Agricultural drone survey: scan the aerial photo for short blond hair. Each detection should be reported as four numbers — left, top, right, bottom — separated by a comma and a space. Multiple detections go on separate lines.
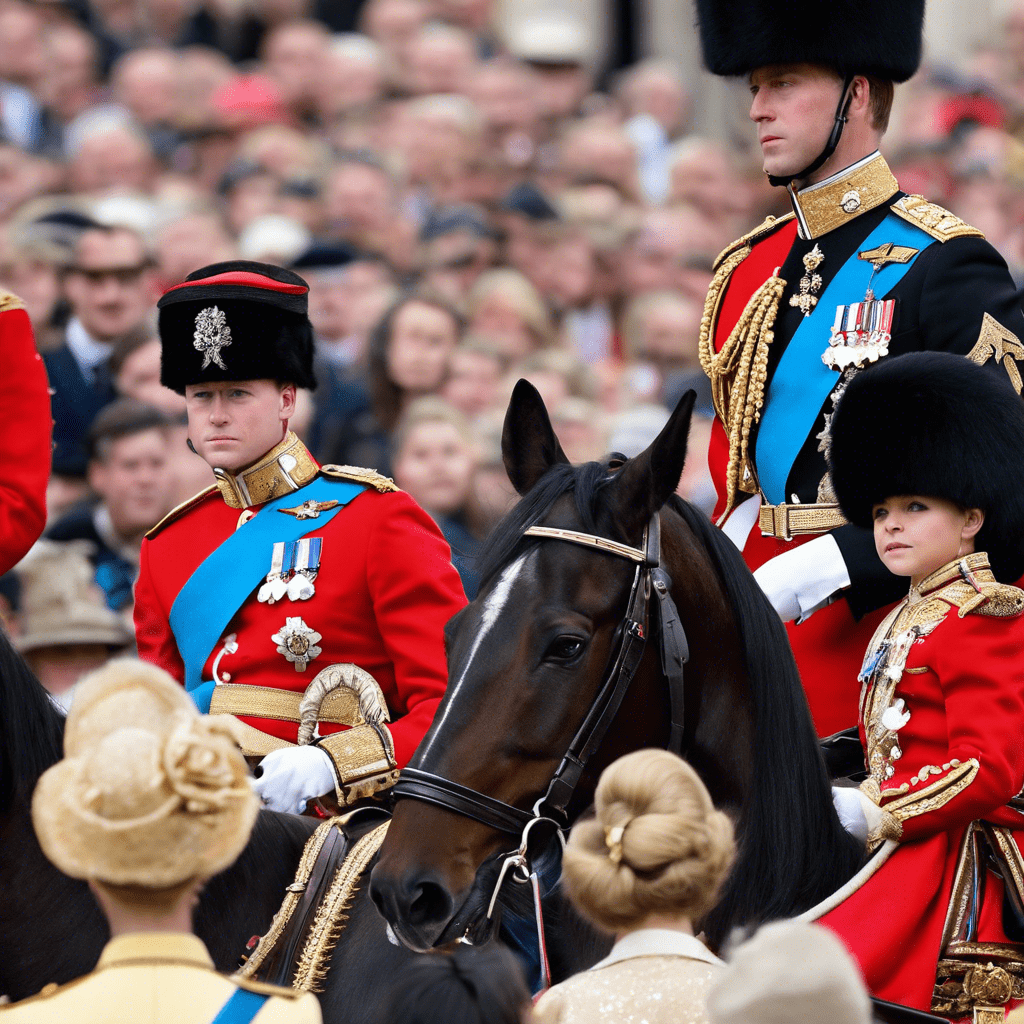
562, 750, 735, 933
467, 268, 555, 350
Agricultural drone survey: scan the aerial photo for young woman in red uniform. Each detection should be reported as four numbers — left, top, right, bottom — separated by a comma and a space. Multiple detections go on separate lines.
817, 352, 1024, 1016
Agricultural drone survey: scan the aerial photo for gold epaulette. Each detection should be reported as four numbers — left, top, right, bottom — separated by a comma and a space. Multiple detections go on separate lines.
0, 289, 25, 313
712, 212, 795, 272
145, 484, 219, 540
320, 465, 399, 493
891, 195, 985, 243
231, 976, 306, 1000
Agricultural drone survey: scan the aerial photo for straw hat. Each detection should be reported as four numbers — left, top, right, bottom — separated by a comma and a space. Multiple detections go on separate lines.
707, 920, 872, 1024
32, 659, 258, 887
14, 540, 131, 653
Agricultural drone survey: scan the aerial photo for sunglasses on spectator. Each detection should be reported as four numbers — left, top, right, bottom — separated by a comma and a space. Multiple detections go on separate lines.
68, 264, 151, 284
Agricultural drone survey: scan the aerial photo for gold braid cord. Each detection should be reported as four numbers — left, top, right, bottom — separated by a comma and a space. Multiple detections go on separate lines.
236, 819, 339, 979
291, 821, 390, 992
698, 247, 786, 521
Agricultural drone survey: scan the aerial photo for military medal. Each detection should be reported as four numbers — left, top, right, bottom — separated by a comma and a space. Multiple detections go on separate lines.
821, 243, 919, 371
789, 244, 824, 317
286, 537, 321, 601
258, 542, 291, 604
271, 616, 322, 671
822, 296, 895, 370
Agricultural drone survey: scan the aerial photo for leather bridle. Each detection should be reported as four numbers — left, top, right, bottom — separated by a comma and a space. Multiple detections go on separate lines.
393, 512, 690, 842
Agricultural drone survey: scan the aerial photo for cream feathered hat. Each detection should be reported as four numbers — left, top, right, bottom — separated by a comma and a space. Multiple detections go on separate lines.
32, 659, 258, 887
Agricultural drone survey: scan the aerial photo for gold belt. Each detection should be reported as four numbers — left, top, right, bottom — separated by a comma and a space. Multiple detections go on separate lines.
758, 501, 847, 541
208, 682, 363, 726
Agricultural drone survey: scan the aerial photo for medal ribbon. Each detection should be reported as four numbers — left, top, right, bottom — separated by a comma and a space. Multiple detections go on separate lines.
168, 476, 365, 713
754, 212, 934, 505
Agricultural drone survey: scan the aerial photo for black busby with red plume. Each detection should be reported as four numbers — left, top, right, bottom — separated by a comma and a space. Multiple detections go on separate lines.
828, 353, 1024, 583
694, 0, 925, 82
157, 261, 316, 395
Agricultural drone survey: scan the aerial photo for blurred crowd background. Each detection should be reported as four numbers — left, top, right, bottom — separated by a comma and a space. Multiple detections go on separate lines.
1, 0, 1022, 708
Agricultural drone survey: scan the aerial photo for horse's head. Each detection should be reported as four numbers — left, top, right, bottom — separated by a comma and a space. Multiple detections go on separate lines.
370, 380, 695, 951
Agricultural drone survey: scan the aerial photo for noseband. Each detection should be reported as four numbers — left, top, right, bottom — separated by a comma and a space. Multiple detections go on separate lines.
393, 512, 690, 840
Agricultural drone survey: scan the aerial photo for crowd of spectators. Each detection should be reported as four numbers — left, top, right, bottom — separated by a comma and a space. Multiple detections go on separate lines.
0, 0, 1022, 721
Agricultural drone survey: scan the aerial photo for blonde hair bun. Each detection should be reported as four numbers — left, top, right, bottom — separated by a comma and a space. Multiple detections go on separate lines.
562, 749, 735, 933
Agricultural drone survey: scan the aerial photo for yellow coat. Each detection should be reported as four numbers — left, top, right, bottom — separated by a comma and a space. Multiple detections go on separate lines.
533, 928, 724, 1024
0, 933, 321, 1023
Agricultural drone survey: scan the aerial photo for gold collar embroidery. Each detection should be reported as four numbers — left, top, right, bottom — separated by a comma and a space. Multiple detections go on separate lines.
213, 431, 318, 509
909, 551, 993, 603
789, 152, 900, 240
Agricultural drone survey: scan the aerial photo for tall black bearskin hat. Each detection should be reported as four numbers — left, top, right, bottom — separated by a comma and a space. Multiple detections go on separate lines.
694, 0, 925, 82
156, 261, 316, 395
828, 353, 1024, 583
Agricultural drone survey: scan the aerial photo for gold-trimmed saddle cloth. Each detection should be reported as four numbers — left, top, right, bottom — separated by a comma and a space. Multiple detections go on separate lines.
237, 810, 390, 992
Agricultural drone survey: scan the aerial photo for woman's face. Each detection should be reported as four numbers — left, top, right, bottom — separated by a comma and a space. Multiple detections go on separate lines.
469, 294, 536, 360
386, 300, 459, 395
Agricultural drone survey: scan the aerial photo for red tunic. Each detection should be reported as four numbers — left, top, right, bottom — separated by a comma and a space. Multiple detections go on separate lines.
0, 305, 51, 574
134, 476, 467, 768
820, 558, 1024, 1012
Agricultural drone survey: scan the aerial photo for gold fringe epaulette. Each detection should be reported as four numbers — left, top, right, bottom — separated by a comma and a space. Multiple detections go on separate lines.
232, 977, 306, 1000
321, 465, 400, 493
0, 289, 25, 313
145, 484, 219, 540
891, 195, 984, 243
712, 212, 794, 272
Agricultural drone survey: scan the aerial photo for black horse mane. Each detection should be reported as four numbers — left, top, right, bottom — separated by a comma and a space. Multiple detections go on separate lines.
665, 495, 864, 940
477, 458, 862, 941
0, 629, 65, 812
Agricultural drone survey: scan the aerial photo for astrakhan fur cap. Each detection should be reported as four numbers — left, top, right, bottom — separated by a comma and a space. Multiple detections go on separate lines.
694, 0, 925, 82
828, 352, 1024, 583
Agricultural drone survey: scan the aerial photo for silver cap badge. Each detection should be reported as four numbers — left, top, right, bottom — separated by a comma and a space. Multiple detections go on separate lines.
193, 305, 232, 370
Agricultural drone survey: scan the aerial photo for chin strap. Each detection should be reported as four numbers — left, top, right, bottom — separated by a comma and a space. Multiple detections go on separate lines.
768, 74, 856, 188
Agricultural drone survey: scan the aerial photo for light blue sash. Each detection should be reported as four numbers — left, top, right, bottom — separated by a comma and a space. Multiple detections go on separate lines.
754, 213, 934, 504
210, 988, 269, 1024
168, 476, 365, 712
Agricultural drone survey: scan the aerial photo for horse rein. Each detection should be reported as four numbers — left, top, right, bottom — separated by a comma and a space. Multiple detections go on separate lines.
393, 511, 690, 843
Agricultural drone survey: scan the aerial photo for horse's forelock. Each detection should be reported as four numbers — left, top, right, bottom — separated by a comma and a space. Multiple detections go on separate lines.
476, 459, 619, 587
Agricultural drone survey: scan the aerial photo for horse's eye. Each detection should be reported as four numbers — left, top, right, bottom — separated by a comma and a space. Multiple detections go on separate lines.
546, 635, 586, 661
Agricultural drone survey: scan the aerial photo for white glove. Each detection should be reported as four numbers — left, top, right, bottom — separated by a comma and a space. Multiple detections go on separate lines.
252, 745, 336, 815
753, 534, 851, 623
831, 786, 869, 845
832, 785, 888, 849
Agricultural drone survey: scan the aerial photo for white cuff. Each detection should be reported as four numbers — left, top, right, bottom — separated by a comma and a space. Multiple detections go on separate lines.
793, 534, 852, 620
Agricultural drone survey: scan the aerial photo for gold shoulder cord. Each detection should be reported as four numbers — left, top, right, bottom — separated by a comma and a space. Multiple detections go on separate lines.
699, 247, 786, 521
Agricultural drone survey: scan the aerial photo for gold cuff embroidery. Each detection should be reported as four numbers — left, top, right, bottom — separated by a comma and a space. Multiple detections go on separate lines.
883, 758, 980, 822
317, 724, 399, 805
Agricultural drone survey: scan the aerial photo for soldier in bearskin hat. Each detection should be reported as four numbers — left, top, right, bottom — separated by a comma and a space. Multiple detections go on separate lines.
817, 352, 1024, 1014
694, 0, 1024, 737
133, 261, 466, 815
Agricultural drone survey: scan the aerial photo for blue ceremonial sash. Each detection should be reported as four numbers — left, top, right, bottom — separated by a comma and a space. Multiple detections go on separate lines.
754, 213, 934, 505
169, 476, 365, 712
210, 988, 269, 1024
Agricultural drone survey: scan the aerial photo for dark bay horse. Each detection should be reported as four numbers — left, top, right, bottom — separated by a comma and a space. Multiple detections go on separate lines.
371, 380, 865, 952
0, 634, 417, 1022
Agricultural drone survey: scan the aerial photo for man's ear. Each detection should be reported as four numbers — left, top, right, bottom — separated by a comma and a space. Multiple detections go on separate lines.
279, 384, 297, 421
963, 507, 985, 540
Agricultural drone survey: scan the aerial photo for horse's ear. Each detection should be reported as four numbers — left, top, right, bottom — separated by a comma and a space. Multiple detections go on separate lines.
502, 379, 570, 495
607, 389, 696, 532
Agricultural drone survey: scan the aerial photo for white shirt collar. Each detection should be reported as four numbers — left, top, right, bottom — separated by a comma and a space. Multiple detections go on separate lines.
65, 316, 113, 375
589, 928, 724, 971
